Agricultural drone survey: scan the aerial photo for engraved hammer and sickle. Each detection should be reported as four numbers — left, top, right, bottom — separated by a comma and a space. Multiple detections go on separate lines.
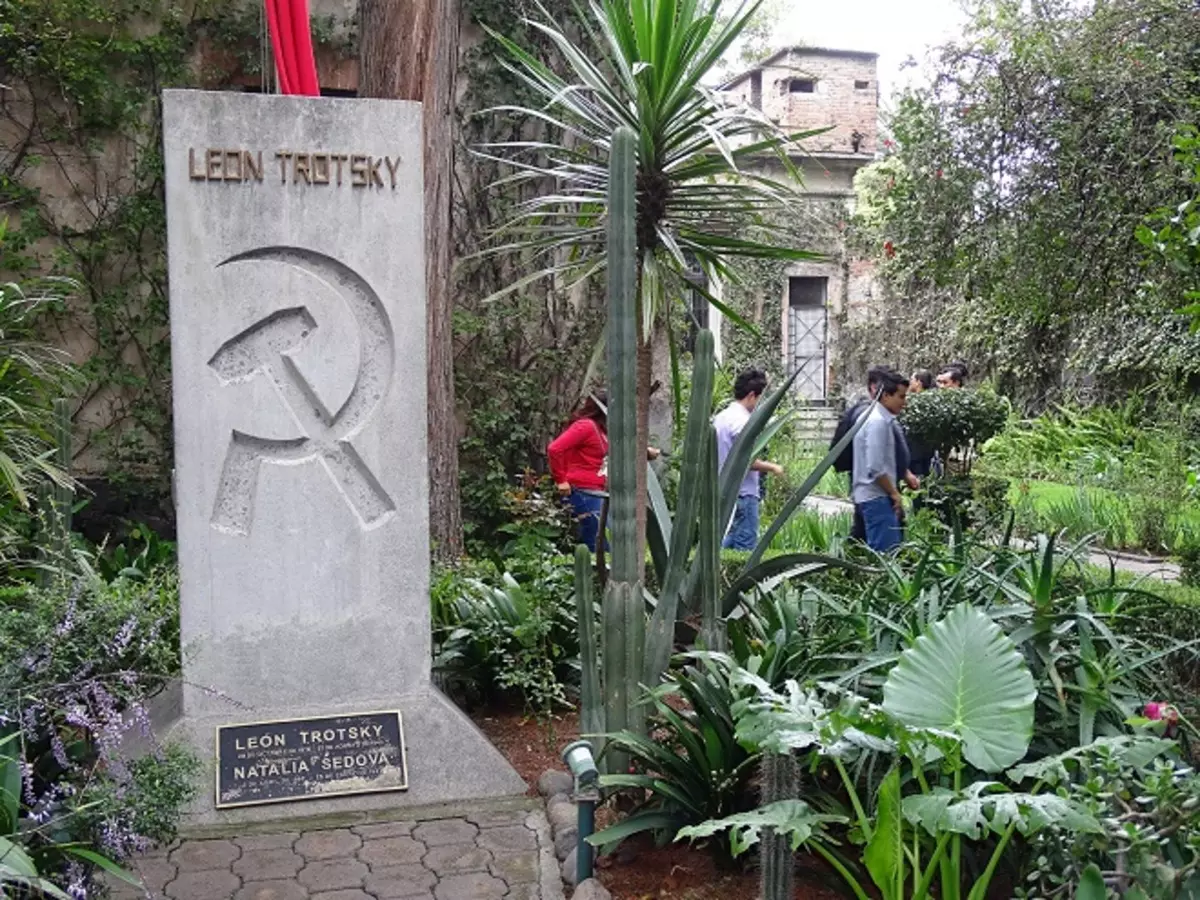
208, 247, 396, 535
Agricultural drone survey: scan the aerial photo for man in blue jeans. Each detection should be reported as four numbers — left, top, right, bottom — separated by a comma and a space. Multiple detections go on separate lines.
852, 369, 910, 552
714, 369, 785, 550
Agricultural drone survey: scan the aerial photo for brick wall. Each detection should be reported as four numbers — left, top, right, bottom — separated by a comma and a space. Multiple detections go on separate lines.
723, 49, 878, 157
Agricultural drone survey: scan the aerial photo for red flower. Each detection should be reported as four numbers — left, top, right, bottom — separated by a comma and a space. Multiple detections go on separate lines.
883, 138, 895, 149
1143, 702, 1180, 736
884, 241, 896, 259
936, 168, 944, 179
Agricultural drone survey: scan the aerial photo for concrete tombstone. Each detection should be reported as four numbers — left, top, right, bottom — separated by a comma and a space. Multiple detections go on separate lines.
162, 90, 523, 824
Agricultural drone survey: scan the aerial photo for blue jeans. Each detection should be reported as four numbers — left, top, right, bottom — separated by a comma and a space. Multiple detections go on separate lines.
858, 495, 903, 553
567, 489, 605, 552
723, 495, 760, 551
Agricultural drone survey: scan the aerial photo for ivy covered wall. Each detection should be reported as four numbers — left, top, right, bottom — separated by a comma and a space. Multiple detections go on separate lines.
0, 0, 601, 542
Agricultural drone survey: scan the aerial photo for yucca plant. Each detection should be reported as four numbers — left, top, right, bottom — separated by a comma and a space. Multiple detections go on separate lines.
483, 0, 825, 570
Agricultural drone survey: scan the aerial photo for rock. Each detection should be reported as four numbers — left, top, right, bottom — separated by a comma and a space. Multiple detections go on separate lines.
547, 800, 578, 833
573, 879, 611, 900
538, 770, 574, 798
560, 847, 579, 888
554, 826, 578, 861
547, 792, 571, 808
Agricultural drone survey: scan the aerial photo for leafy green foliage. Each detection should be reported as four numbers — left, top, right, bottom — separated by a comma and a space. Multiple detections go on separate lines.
430, 539, 578, 715
1138, 124, 1200, 331
0, 255, 79, 560
483, 0, 824, 325
900, 389, 1007, 471
845, 0, 1200, 403
883, 604, 1035, 772
1013, 738, 1200, 898
592, 655, 760, 855
0, 564, 192, 893
676, 799, 843, 857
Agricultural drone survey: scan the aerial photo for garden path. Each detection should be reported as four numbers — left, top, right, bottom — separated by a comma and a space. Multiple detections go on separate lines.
105, 800, 563, 900
802, 495, 1183, 582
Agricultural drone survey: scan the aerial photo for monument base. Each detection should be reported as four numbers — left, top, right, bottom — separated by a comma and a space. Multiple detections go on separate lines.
162, 685, 526, 828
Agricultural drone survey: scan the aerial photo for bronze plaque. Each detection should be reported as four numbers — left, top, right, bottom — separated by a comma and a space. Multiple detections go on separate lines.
215, 710, 407, 808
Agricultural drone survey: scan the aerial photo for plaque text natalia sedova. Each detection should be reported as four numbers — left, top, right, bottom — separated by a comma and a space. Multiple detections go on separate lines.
215, 710, 407, 808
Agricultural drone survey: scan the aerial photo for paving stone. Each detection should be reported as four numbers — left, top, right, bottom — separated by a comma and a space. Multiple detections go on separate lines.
477, 826, 537, 854
131, 856, 179, 892
433, 873, 508, 900
309, 892, 374, 900
351, 821, 414, 840
503, 884, 540, 900
357, 836, 426, 867
466, 808, 530, 829
235, 880, 310, 900
164, 869, 242, 900
423, 844, 493, 876
170, 839, 241, 872
490, 850, 538, 885
99, 874, 145, 900
295, 831, 363, 861
236, 834, 301, 852
297, 859, 369, 892
363, 864, 437, 898
412, 819, 478, 847
141, 841, 180, 860
234, 849, 305, 881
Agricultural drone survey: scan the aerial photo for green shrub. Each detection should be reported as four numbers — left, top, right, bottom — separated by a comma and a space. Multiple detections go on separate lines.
0, 565, 190, 889
594, 654, 759, 859
901, 388, 1008, 470
431, 535, 578, 714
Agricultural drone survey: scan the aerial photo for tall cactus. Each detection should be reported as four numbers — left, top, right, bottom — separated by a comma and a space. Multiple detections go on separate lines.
601, 125, 644, 770
697, 424, 724, 652
574, 545, 604, 756
643, 327, 715, 682
760, 752, 799, 900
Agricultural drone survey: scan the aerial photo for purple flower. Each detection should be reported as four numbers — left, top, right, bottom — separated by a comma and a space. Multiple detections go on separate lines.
110, 616, 137, 658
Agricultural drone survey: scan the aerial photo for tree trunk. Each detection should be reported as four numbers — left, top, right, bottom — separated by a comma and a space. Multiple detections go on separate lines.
358, 0, 464, 560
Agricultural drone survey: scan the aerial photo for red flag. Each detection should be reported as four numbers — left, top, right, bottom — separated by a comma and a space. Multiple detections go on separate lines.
265, 0, 320, 96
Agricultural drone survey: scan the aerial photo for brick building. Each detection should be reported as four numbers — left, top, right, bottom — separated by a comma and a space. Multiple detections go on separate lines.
717, 47, 881, 406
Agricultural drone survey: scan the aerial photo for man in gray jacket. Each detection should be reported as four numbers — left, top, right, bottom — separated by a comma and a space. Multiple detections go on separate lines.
852, 369, 910, 552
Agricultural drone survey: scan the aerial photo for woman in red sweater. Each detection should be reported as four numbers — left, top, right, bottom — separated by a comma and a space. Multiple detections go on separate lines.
548, 392, 609, 550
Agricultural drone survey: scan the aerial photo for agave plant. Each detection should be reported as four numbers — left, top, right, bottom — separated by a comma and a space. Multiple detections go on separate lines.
482, 0, 825, 563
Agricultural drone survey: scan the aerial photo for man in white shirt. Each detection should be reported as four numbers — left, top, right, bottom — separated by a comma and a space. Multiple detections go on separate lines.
713, 369, 784, 550
852, 368, 910, 552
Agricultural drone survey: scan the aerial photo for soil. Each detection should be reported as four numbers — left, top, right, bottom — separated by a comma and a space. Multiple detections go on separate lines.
472, 706, 581, 797
468, 705, 848, 900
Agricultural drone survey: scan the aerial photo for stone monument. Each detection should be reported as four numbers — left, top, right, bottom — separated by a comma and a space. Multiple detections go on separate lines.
162, 90, 524, 823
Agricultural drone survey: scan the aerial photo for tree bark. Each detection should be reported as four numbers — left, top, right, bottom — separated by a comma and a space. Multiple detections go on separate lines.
358, 0, 464, 560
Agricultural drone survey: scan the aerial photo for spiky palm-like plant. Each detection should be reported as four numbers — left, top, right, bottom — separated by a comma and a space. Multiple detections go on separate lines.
483, 0, 824, 564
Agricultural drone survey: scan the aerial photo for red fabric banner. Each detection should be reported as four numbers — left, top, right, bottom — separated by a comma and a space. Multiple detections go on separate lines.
265, 0, 320, 96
